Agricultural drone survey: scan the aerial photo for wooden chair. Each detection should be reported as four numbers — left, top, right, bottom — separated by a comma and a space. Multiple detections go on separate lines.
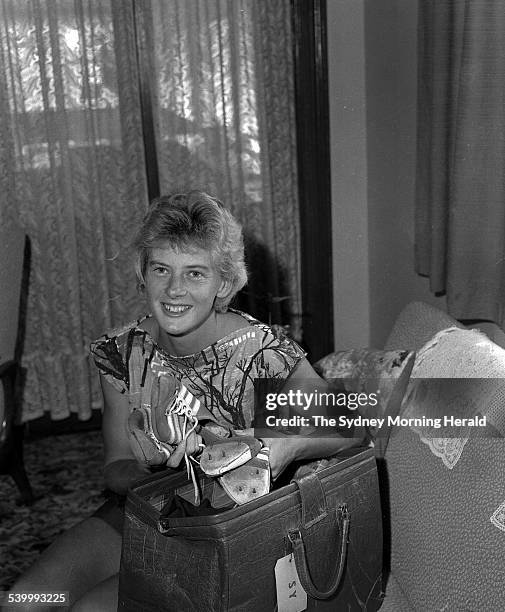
0, 222, 34, 503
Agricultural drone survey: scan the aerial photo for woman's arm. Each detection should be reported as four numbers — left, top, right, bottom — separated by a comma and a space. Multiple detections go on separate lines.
100, 376, 151, 495
260, 358, 366, 479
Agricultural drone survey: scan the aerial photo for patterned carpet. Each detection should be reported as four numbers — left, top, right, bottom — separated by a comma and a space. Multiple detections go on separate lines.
0, 431, 106, 590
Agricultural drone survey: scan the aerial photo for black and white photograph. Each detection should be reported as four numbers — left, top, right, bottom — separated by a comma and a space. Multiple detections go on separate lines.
1, 1, 504, 610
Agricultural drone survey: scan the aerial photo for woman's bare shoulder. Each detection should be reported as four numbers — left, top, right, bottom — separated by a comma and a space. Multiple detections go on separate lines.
218, 310, 251, 336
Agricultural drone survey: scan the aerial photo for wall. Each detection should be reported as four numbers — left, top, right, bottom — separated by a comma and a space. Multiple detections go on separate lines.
328, 0, 445, 350
327, 0, 369, 349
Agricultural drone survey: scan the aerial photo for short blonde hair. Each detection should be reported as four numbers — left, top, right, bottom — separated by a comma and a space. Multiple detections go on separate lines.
132, 191, 247, 312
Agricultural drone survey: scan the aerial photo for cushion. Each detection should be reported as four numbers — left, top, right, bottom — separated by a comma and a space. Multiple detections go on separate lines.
400, 326, 505, 468
313, 349, 415, 456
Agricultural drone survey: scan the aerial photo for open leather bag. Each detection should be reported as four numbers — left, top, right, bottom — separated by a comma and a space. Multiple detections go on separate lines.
118, 447, 382, 611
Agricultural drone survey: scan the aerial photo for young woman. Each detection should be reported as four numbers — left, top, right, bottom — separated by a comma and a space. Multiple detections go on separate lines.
9, 192, 360, 611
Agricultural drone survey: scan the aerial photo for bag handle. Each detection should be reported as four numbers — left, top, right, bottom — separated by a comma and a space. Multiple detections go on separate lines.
289, 472, 350, 599
288, 504, 350, 600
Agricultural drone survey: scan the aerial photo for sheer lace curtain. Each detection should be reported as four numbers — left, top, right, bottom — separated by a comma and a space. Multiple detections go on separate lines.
0, 0, 301, 423
145, 0, 302, 339
0, 1, 148, 422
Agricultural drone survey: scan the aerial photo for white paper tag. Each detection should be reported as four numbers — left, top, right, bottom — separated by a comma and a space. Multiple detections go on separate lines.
274, 553, 307, 612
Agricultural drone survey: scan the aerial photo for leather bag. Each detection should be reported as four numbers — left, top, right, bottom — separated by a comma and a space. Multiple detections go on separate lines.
118, 447, 382, 611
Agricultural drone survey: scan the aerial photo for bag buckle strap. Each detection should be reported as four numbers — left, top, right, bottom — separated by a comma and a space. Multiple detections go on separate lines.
292, 472, 327, 529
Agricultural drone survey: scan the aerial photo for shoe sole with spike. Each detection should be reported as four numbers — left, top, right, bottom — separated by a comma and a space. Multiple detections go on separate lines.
199, 437, 262, 476
218, 448, 271, 505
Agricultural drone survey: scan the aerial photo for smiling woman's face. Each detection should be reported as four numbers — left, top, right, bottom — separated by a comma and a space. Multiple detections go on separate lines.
144, 243, 231, 352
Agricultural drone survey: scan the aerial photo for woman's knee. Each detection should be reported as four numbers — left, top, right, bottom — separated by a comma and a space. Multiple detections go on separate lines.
70, 574, 119, 612
9, 517, 121, 608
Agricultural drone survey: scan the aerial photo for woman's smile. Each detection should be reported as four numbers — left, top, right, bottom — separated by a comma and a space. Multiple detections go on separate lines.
161, 303, 193, 315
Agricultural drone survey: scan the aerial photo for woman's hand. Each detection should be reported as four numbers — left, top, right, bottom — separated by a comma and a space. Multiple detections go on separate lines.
261, 436, 300, 479
234, 429, 299, 480
164, 431, 203, 468
104, 459, 151, 495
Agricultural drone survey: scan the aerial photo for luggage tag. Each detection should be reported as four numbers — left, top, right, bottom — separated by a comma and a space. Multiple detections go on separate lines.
275, 553, 307, 612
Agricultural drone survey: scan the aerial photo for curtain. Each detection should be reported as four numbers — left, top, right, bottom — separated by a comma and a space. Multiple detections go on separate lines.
144, 0, 302, 340
416, 0, 505, 323
0, 1, 148, 422
1, 0, 301, 423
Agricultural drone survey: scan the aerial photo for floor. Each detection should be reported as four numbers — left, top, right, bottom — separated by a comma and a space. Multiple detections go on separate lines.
0, 430, 105, 590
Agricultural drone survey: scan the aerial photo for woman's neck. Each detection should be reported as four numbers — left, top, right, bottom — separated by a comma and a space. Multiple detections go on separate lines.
158, 312, 219, 356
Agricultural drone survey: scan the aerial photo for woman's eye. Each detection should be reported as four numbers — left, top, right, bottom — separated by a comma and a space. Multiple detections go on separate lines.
188, 270, 204, 279
153, 266, 169, 275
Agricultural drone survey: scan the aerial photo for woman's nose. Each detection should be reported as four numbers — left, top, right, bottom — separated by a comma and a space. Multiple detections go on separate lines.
165, 274, 187, 297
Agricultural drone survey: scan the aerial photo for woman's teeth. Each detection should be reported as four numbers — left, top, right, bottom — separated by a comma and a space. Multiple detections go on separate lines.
163, 304, 190, 313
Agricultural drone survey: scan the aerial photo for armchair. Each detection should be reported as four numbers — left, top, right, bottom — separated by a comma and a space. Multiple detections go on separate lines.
380, 301, 505, 611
